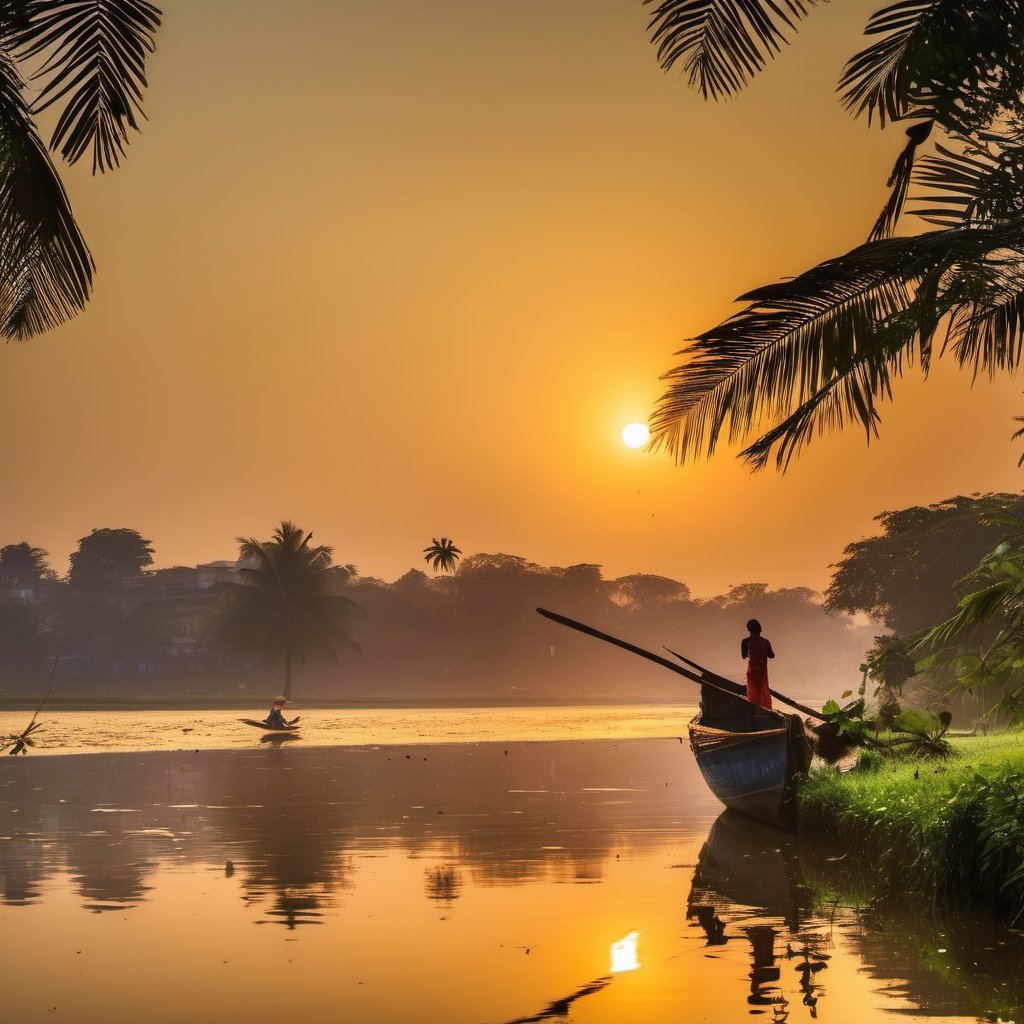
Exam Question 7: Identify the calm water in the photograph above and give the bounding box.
[2,729,1022,1023]
[0,703,698,755]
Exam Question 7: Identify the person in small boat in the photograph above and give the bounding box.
[264,698,290,729]
[741,619,774,710]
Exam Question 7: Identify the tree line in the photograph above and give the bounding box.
[6,493,1022,716]
[0,522,874,705]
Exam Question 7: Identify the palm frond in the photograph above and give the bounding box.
[738,347,894,470]
[840,0,940,125]
[947,273,1024,379]
[911,141,1024,228]
[651,233,940,463]
[868,119,932,240]
[644,0,817,100]
[13,0,162,173]
[840,1,1012,128]
[652,225,1021,468]
[738,270,950,467]
[1013,413,1024,467]
[0,52,92,338]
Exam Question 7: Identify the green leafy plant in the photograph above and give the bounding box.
[888,709,954,759]
[810,692,954,763]
[913,511,1024,724]
[809,694,879,762]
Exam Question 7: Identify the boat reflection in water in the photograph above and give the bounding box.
[687,811,831,1020]
[686,809,1024,1023]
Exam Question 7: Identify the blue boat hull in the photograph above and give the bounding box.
[688,684,808,828]
[689,719,790,824]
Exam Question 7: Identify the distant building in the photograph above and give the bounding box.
[198,561,237,588]
[92,561,242,675]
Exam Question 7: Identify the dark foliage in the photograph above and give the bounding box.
[825,494,1024,634]
[0,1,161,338]
[68,527,154,592]
[0,541,53,586]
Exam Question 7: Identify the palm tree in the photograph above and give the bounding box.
[0,1,161,339]
[645,1,1024,470]
[423,537,462,575]
[220,521,362,700]
[424,537,462,638]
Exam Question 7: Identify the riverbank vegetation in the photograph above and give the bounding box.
[799,733,1024,924]
[817,493,1024,733]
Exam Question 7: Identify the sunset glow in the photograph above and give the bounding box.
[1,1,1019,595]
[621,422,650,449]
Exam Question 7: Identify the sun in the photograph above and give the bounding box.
[621,422,650,449]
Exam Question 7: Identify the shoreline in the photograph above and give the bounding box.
[798,731,1024,924]
[0,703,696,759]
[0,731,682,763]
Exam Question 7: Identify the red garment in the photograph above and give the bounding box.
[744,634,773,710]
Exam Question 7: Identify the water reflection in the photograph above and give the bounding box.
[493,930,641,1024]
[499,976,612,1024]
[425,864,464,903]
[1,740,706,917]
[609,930,640,973]
[2,741,1023,1023]
[686,809,1024,1022]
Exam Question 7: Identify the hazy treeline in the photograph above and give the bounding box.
[341,556,872,704]
[10,492,1022,709]
[0,532,873,704]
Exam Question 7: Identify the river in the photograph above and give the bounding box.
[1,711,1020,1023]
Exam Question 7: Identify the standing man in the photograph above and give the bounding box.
[741,620,774,710]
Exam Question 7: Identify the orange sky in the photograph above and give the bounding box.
[1,0,1021,596]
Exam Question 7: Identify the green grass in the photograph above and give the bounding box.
[799,731,1024,922]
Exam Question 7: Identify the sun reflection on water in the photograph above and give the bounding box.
[610,930,640,973]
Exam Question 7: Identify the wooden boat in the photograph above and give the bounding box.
[689,681,811,829]
[535,607,814,830]
[238,718,301,732]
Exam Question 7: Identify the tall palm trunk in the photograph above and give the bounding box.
[283,605,293,700]
[283,636,293,700]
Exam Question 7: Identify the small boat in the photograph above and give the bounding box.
[238,718,301,732]
[689,681,810,829]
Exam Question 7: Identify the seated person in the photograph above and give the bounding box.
[265,698,289,728]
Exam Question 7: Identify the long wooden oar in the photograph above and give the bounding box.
[662,646,825,721]
[536,607,825,722]
[537,607,745,697]
[537,607,764,707]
